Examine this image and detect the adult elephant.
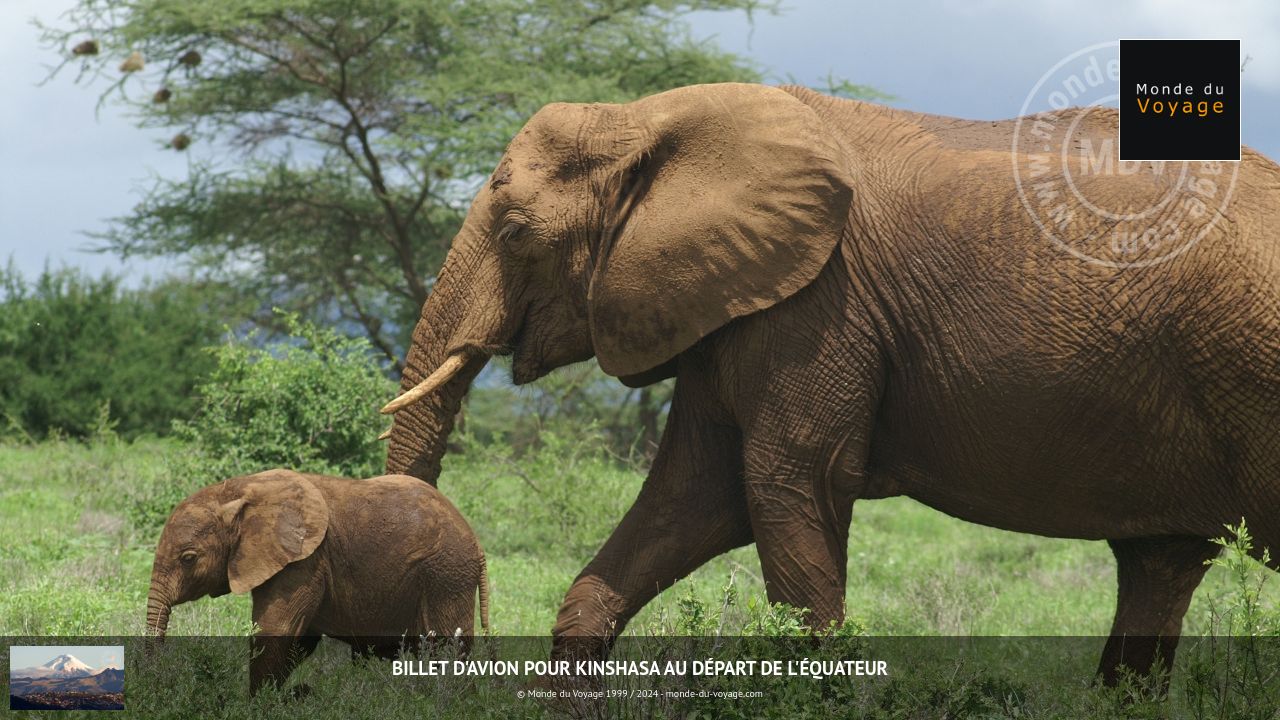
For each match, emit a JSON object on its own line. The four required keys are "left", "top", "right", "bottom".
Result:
{"left": 381, "top": 82, "right": 1280, "bottom": 682}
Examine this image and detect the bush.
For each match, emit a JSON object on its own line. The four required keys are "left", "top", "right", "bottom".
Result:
{"left": 0, "top": 262, "right": 235, "bottom": 440}
{"left": 1181, "top": 520, "right": 1280, "bottom": 717}
{"left": 129, "top": 313, "right": 394, "bottom": 532}
{"left": 176, "top": 311, "right": 394, "bottom": 477}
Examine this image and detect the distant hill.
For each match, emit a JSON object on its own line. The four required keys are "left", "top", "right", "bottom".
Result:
{"left": 10, "top": 667, "right": 125, "bottom": 696}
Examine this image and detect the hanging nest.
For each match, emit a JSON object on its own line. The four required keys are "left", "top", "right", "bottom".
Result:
{"left": 120, "top": 51, "right": 144, "bottom": 73}
{"left": 153, "top": 88, "right": 172, "bottom": 104}
{"left": 178, "top": 50, "right": 202, "bottom": 68}
{"left": 169, "top": 133, "right": 191, "bottom": 151}
{"left": 71, "top": 40, "right": 99, "bottom": 56}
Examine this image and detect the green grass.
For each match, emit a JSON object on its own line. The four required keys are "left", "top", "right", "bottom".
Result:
{"left": 4, "top": 436, "right": 1280, "bottom": 718}
{"left": 1, "top": 434, "right": 1275, "bottom": 637}
{"left": 0, "top": 437, "right": 249, "bottom": 637}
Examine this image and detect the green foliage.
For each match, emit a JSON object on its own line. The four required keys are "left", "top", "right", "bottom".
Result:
{"left": 1180, "top": 520, "right": 1280, "bottom": 718}
{"left": 1204, "top": 519, "right": 1278, "bottom": 635}
{"left": 650, "top": 590, "right": 875, "bottom": 720}
{"left": 128, "top": 636, "right": 257, "bottom": 718}
{"left": 172, "top": 311, "right": 394, "bottom": 479}
{"left": 0, "top": 262, "right": 235, "bottom": 441}
{"left": 739, "top": 597, "right": 813, "bottom": 636}
{"left": 0, "top": 437, "right": 180, "bottom": 635}
{"left": 40, "top": 0, "right": 772, "bottom": 363}
{"left": 128, "top": 312, "right": 394, "bottom": 532}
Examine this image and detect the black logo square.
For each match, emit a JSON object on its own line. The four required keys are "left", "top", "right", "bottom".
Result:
{"left": 1120, "top": 39, "right": 1240, "bottom": 161}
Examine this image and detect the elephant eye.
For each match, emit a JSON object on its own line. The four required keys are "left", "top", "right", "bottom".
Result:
{"left": 496, "top": 221, "right": 523, "bottom": 247}
{"left": 180, "top": 551, "right": 198, "bottom": 565}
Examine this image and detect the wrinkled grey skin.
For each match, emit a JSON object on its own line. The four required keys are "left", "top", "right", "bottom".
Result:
{"left": 146, "top": 470, "right": 489, "bottom": 694}
{"left": 383, "top": 81, "right": 1280, "bottom": 684}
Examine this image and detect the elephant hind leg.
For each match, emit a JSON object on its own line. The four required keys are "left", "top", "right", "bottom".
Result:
{"left": 1098, "top": 536, "right": 1219, "bottom": 687}
{"left": 422, "top": 587, "right": 478, "bottom": 640}
{"left": 743, "top": 469, "right": 857, "bottom": 632}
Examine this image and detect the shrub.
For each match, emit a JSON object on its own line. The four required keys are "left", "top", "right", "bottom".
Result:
{"left": 0, "top": 262, "right": 234, "bottom": 440}
{"left": 129, "top": 313, "right": 393, "bottom": 532}
{"left": 1181, "top": 520, "right": 1280, "bottom": 717}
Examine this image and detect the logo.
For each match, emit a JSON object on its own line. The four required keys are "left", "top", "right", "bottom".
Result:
{"left": 1120, "top": 39, "right": 1241, "bottom": 161}
{"left": 1012, "top": 41, "right": 1239, "bottom": 268}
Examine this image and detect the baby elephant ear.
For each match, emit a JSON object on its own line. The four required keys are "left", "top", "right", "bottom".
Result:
{"left": 221, "top": 470, "right": 329, "bottom": 594}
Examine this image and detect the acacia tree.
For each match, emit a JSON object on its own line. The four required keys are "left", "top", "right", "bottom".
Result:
{"left": 40, "top": 0, "right": 768, "bottom": 371}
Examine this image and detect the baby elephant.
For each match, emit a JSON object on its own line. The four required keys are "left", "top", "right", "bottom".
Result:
{"left": 145, "top": 469, "right": 489, "bottom": 693}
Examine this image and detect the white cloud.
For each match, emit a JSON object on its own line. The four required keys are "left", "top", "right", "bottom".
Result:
{"left": 1129, "top": 0, "right": 1279, "bottom": 90}
{"left": 1006, "top": 0, "right": 1280, "bottom": 90}
{"left": 0, "top": 0, "right": 185, "bottom": 282}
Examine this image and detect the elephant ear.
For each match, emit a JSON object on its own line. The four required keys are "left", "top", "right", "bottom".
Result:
{"left": 588, "top": 83, "right": 853, "bottom": 377}
{"left": 220, "top": 470, "right": 329, "bottom": 594}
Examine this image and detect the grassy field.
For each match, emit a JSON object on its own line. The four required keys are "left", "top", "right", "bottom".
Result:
{"left": 4, "top": 436, "right": 1280, "bottom": 717}
{"left": 1, "top": 434, "right": 1270, "bottom": 638}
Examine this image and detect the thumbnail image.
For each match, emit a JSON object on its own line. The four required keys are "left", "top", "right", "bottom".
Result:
{"left": 9, "top": 646, "right": 125, "bottom": 711}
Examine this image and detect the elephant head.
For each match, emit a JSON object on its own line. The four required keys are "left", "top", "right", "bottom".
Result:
{"left": 145, "top": 470, "right": 329, "bottom": 638}
{"left": 384, "top": 83, "right": 854, "bottom": 482}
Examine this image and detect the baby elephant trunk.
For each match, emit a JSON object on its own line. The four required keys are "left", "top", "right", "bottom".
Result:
{"left": 146, "top": 589, "right": 171, "bottom": 638}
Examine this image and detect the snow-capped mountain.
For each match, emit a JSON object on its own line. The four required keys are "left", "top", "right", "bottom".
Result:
{"left": 43, "top": 654, "right": 94, "bottom": 676}
{"left": 10, "top": 653, "right": 96, "bottom": 679}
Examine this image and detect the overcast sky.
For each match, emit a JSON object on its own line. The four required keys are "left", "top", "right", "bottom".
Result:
{"left": 9, "top": 645, "right": 124, "bottom": 671}
{"left": 2, "top": 0, "right": 1276, "bottom": 284}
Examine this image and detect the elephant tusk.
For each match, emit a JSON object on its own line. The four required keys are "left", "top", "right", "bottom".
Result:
{"left": 380, "top": 353, "right": 468, "bottom": 414}
{"left": 377, "top": 427, "right": 393, "bottom": 441}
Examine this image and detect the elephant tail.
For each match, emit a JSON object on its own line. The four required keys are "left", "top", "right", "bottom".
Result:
{"left": 477, "top": 546, "right": 490, "bottom": 634}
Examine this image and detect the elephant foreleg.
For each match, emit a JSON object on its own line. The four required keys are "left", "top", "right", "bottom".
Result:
{"left": 1098, "top": 535, "right": 1219, "bottom": 687}
{"left": 250, "top": 634, "right": 320, "bottom": 696}
{"left": 249, "top": 568, "right": 323, "bottom": 695}
{"left": 550, "top": 381, "right": 752, "bottom": 660}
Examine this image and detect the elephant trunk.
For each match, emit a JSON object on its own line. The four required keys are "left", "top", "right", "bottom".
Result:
{"left": 385, "top": 233, "right": 497, "bottom": 484}
{"left": 145, "top": 591, "right": 171, "bottom": 638}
